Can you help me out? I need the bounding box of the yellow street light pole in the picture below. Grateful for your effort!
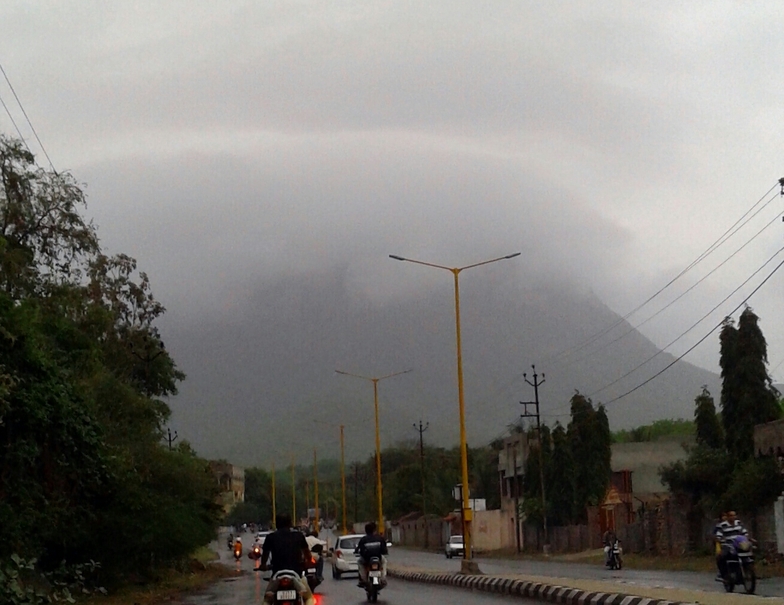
[291,457,296,524]
[389,252,520,564]
[314,449,320,533]
[340,425,347,535]
[272,461,277,529]
[336,369,412,535]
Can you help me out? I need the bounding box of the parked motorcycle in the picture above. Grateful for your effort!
[719,534,756,594]
[362,556,385,603]
[606,540,622,570]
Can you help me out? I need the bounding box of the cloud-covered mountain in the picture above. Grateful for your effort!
[163,267,720,467]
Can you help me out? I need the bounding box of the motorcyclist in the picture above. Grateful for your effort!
[602,528,617,567]
[260,513,314,605]
[715,510,749,581]
[305,531,326,581]
[227,532,234,549]
[233,536,243,557]
[356,522,388,588]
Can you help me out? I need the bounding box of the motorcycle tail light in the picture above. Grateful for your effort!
[310,557,316,565]
[279,578,292,588]
[371,563,379,570]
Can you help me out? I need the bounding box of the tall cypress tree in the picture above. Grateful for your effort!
[694,386,723,449]
[548,423,575,526]
[720,308,780,459]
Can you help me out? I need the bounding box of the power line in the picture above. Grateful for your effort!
[554,205,784,373]
[589,244,784,398]
[0,62,55,171]
[602,253,784,405]
[0,90,28,147]
[542,182,780,366]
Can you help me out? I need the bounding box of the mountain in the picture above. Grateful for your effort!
[162,267,720,467]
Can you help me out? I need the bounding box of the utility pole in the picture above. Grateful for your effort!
[413,420,429,547]
[521,364,549,551]
[165,427,178,451]
[306,480,310,516]
[512,445,520,553]
[291,457,296,524]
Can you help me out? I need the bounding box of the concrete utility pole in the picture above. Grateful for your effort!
[413,420,430,547]
[271,462,276,529]
[354,463,360,528]
[513,445,520,553]
[521,364,549,552]
[340,425,347,535]
[313,449,320,532]
[165,427,178,451]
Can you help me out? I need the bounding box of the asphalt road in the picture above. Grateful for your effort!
[394,547,784,598]
[190,538,537,605]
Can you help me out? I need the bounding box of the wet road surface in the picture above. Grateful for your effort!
[189,539,537,605]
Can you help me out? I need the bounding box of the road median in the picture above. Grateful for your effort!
[388,564,778,605]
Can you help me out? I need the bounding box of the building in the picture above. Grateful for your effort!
[209,460,245,514]
[496,431,530,550]
[754,418,784,460]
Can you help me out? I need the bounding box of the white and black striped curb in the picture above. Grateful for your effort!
[388,569,696,605]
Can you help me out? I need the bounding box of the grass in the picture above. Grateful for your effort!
[77,547,235,605]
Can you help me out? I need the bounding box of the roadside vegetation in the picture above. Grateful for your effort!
[0,136,223,602]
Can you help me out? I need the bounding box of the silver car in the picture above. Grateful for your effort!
[445,535,465,558]
[331,534,363,579]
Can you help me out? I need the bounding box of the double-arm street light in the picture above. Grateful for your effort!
[336,369,412,535]
[389,252,521,564]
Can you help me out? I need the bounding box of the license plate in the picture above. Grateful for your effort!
[307,568,316,573]
[276,590,297,600]
[369,570,381,577]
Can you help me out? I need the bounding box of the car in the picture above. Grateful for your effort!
[330,534,363,579]
[256,531,272,546]
[445,535,465,558]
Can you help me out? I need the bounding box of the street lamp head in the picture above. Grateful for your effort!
[389,254,406,261]
[504,252,522,259]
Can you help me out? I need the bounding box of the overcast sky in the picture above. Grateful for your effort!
[3,2,784,383]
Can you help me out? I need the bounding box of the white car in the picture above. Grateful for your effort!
[256,531,272,547]
[331,534,363,579]
[445,535,465,558]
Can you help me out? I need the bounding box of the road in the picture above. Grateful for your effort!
[394,547,784,598]
[189,538,537,605]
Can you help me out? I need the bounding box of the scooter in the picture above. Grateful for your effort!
[304,544,323,591]
[362,556,385,603]
[233,542,243,560]
[267,570,303,605]
[606,540,622,570]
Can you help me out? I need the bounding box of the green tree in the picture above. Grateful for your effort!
[567,393,611,522]
[694,387,723,449]
[547,423,575,526]
[720,308,780,460]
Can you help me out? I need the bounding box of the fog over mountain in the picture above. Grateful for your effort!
[163,266,721,467]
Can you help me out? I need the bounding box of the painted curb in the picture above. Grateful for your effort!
[387,568,697,605]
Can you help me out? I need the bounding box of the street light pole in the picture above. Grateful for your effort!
[314,449,319,533]
[389,252,521,567]
[272,461,277,529]
[340,425,347,535]
[336,369,412,535]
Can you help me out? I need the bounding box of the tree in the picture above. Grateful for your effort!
[694,387,723,449]
[720,308,780,460]
[567,393,611,522]
[547,423,575,526]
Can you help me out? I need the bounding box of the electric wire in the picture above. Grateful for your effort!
[0,62,55,171]
[589,244,784,398]
[602,252,784,405]
[541,182,779,366]
[0,90,28,147]
[553,206,784,372]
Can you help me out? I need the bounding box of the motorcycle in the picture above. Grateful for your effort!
[606,540,622,570]
[719,534,756,594]
[304,544,323,592]
[268,570,303,605]
[233,542,243,560]
[362,556,385,603]
[249,543,262,560]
